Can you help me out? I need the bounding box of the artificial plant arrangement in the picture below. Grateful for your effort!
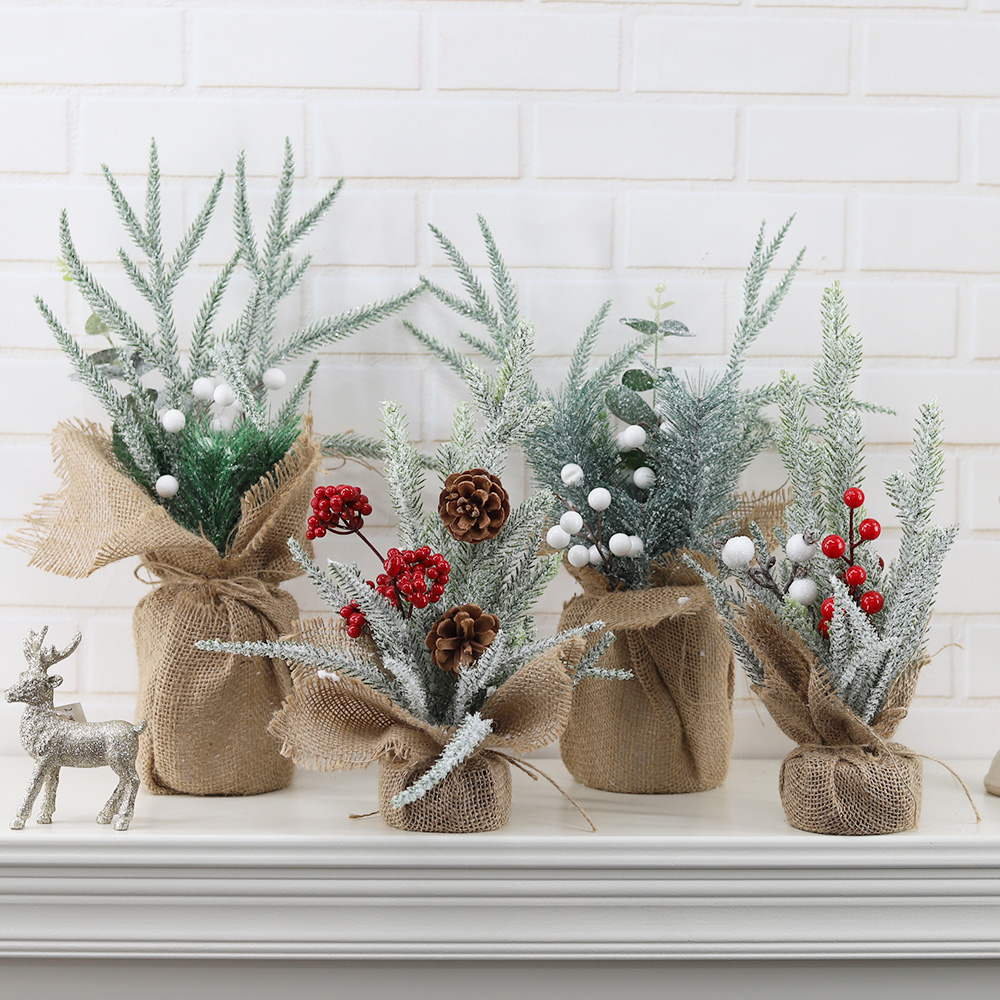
[697,284,957,835]
[11,141,417,796]
[199,320,617,833]
[408,217,798,795]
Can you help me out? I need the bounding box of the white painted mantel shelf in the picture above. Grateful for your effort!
[0,755,997,963]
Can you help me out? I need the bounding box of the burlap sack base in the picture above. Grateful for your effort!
[780,743,922,836]
[269,617,585,833]
[735,601,924,835]
[12,419,321,796]
[378,753,512,833]
[559,562,735,795]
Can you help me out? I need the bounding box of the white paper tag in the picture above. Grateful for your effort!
[54,702,87,723]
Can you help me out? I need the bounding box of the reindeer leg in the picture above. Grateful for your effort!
[113,773,140,832]
[97,778,123,825]
[37,766,61,824]
[11,761,48,830]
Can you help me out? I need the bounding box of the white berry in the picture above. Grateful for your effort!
[262,367,286,390]
[560,463,584,487]
[559,510,584,534]
[721,535,756,571]
[546,525,571,550]
[632,466,656,490]
[160,408,186,434]
[608,533,632,557]
[788,577,819,606]
[785,533,816,564]
[588,544,604,566]
[213,383,236,407]
[567,544,591,568]
[620,424,647,451]
[210,416,233,433]
[587,487,612,512]
[191,377,215,401]
[628,535,644,557]
[155,474,179,499]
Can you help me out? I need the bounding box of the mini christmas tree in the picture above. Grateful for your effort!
[13,140,418,798]
[199,320,617,832]
[696,283,960,834]
[406,217,799,795]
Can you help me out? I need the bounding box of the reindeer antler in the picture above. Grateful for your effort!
[23,627,81,672]
[39,632,82,671]
[22,626,49,664]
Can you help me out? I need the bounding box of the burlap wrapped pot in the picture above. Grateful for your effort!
[12,419,321,795]
[559,562,734,794]
[269,617,585,833]
[735,600,923,835]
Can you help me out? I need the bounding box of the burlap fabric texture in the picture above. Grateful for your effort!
[559,561,735,794]
[735,600,923,835]
[269,617,584,833]
[11,419,321,796]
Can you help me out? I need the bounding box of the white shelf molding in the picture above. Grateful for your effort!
[1,757,997,962]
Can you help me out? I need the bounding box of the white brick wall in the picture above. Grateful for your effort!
[1,0,998,761]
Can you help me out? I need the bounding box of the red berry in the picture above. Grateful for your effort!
[438,574,449,586]
[820,597,835,620]
[844,564,867,588]
[411,592,429,609]
[346,625,362,639]
[818,620,830,637]
[397,580,413,596]
[858,518,881,541]
[843,487,865,509]
[361,504,372,516]
[821,535,846,559]
[314,486,326,497]
[339,606,352,619]
[349,612,365,627]
[305,530,315,540]
[313,526,326,538]
[860,590,884,614]
[430,584,445,599]
[329,496,343,512]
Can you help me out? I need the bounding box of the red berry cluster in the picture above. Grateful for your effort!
[816,488,885,636]
[306,487,453,641]
[375,546,450,611]
[339,601,367,639]
[307,485,373,540]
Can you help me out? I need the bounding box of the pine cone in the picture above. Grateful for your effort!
[426,604,500,675]
[438,468,510,543]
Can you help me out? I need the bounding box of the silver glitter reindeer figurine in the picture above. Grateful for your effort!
[6,627,146,831]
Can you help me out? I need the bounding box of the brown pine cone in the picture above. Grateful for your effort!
[438,468,510,543]
[426,604,501,675]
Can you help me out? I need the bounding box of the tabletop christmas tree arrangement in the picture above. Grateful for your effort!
[199,320,616,833]
[409,217,799,795]
[11,141,417,796]
[696,284,958,835]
